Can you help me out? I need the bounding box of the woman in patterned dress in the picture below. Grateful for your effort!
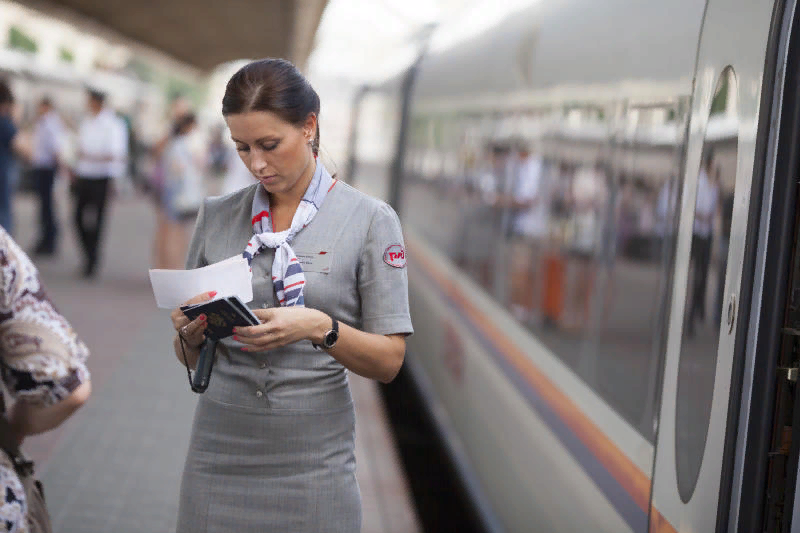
[0,227,91,532]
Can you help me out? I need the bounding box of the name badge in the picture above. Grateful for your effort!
[294,250,332,273]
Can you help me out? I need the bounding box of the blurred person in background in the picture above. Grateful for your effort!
[73,89,127,279]
[157,112,204,270]
[207,123,228,179]
[31,97,64,257]
[150,96,191,268]
[715,174,734,328]
[0,81,19,235]
[507,142,550,326]
[566,160,608,331]
[0,226,91,532]
[655,176,679,261]
[687,151,720,337]
[110,110,131,195]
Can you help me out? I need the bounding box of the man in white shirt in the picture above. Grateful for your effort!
[507,144,550,325]
[31,97,63,256]
[687,151,719,337]
[73,89,126,278]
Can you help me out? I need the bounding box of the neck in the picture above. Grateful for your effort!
[269,157,317,209]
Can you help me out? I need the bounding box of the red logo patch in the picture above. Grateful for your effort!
[383,244,406,268]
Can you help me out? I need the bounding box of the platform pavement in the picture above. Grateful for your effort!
[10,184,420,533]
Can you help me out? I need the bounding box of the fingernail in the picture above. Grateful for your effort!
[233,335,239,341]
[232,327,237,333]
[209,291,217,298]
[199,314,206,321]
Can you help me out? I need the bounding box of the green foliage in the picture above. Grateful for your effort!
[8,26,37,53]
[59,47,74,63]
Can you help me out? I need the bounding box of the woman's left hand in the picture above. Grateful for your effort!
[233,307,328,352]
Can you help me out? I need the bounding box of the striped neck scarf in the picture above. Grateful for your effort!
[243,162,334,307]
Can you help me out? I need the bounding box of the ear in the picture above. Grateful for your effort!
[303,113,317,140]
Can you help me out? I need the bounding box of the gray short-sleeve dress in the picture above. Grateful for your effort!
[176,179,413,533]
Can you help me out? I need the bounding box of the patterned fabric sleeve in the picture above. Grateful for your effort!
[0,227,90,407]
[0,227,90,533]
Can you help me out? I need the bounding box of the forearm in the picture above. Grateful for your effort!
[310,315,405,383]
[8,381,92,444]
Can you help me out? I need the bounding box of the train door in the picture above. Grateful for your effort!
[649,1,780,531]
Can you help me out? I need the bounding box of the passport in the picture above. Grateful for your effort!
[181,296,259,340]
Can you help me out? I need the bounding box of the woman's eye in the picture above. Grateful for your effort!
[236,145,249,152]
[262,142,279,151]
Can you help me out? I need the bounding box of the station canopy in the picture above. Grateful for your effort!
[15,0,328,71]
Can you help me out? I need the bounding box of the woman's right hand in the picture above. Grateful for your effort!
[170,290,216,348]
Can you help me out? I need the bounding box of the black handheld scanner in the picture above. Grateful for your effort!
[191,337,219,393]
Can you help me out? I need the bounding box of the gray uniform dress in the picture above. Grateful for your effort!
[176,180,413,533]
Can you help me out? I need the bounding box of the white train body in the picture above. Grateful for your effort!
[350,0,800,531]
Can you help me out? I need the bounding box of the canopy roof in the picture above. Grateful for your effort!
[15,0,328,71]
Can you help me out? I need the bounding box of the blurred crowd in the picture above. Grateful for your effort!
[0,80,257,277]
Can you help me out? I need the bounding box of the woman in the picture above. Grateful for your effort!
[169,59,412,532]
[159,113,205,269]
[0,227,92,532]
[150,96,191,269]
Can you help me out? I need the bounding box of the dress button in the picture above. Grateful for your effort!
[255,390,263,398]
[262,303,268,309]
[260,363,267,369]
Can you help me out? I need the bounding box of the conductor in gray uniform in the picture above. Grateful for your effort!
[169,59,413,532]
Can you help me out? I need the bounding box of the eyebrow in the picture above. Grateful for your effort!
[231,135,280,144]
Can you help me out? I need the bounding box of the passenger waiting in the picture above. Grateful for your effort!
[159,113,205,270]
[0,227,91,532]
[72,89,127,278]
[507,143,550,326]
[30,97,64,257]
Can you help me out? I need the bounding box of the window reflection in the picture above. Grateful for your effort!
[401,96,690,441]
[675,67,738,503]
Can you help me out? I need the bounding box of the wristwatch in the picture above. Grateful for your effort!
[314,316,339,350]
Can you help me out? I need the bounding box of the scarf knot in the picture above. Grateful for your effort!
[243,163,334,307]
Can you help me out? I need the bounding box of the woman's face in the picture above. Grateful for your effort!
[226,110,315,196]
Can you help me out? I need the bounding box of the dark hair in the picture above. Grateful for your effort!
[172,112,197,136]
[0,81,14,106]
[222,58,321,156]
[88,88,106,104]
[40,96,52,107]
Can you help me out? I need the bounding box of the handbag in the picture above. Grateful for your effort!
[0,393,52,533]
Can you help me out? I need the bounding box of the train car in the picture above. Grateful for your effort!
[347,0,800,531]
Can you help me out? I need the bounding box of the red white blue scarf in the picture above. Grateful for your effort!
[243,163,334,307]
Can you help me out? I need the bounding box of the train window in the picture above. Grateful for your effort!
[675,67,738,502]
[579,100,689,442]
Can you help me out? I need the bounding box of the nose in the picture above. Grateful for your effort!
[249,149,270,176]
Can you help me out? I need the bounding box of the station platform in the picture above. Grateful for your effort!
[11,183,421,533]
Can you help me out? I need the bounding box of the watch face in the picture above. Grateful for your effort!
[324,330,339,348]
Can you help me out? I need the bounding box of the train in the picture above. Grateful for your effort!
[347,0,800,531]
